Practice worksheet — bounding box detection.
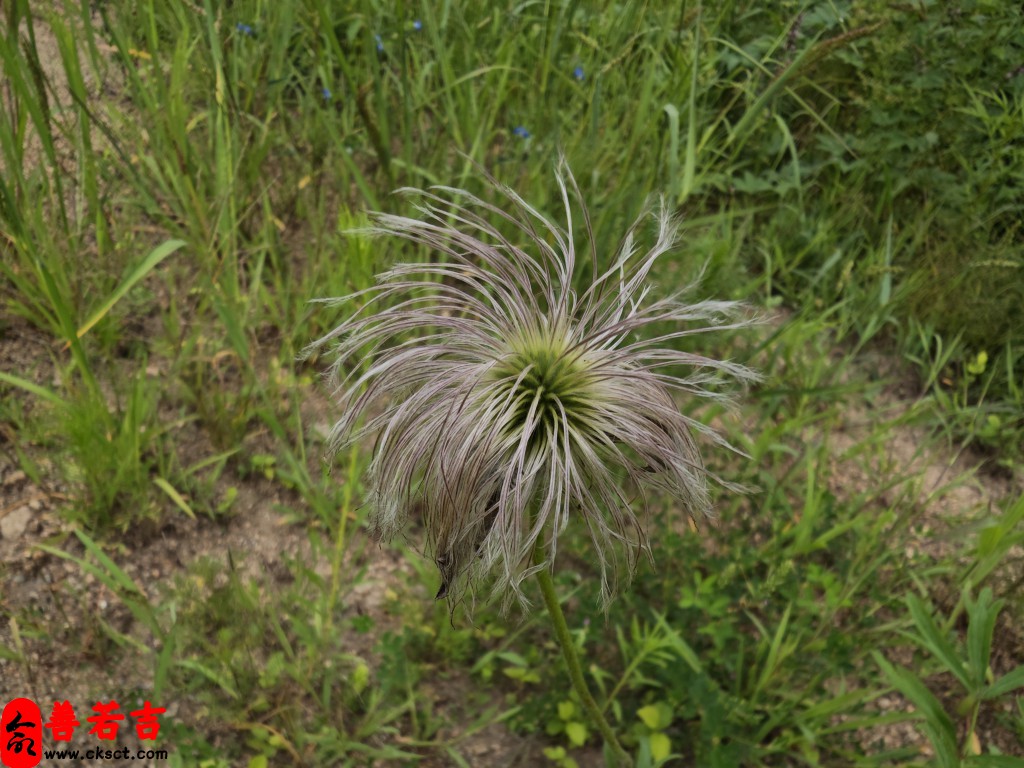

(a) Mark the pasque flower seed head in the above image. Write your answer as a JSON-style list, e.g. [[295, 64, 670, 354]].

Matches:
[[307, 159, 759, 611]]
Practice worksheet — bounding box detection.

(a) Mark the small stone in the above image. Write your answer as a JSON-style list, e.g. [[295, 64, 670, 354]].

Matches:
[[5, 470, 27, 485], [0, 506, 32, 539]]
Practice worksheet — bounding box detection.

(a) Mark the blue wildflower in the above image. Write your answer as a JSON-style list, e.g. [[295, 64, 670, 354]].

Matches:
[[573, 66, 584, 81], [321, 87, 332, 101], [413, 20, 423, 31], [236, 22, 254, 37], [512, 126, 530, 139], [375, 34, 384, 52]]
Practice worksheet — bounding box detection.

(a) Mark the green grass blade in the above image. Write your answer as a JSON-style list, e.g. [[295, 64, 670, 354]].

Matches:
[[874, 651, 959, 768], [982, 665, 1024, 700], [0, 371, 65, 405], [906, 594, 971, 690], [964, 757, 1024, 768], [153, 628, 176, 701], [37, 532, 161, 638], [176, 658, 239, 699], [965, 587, 1001, 690], [969, 494, 1024, 587], [753, 601, 794, 698], [653, 613, 704, 674], [75, 239, 186, 340], [663, 103, 680, 197], [153, 477, 197, 520], [681, 9, 700, 201]]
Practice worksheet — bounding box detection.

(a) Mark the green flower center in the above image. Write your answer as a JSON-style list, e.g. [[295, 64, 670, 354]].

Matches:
[[490, 329, 596, 445]]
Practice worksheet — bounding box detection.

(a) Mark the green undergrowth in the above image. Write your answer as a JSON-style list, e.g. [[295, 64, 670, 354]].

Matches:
[[1, 0, 1022, 765]]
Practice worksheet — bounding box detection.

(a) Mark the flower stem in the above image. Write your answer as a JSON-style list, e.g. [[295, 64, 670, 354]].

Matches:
[[535, 564, 632, 768]]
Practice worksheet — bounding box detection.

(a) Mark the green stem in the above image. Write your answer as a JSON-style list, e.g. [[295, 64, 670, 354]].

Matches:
[[535, 564, 632, 768]]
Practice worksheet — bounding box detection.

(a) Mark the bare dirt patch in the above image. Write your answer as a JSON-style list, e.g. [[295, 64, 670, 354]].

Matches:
[[806, 345, 1022, 758]]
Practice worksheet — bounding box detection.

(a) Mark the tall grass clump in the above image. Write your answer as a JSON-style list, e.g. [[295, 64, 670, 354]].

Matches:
[[307, 159, 758, 764]]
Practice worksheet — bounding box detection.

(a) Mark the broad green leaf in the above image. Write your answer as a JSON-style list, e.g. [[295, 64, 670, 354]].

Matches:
[[638, 702, 673, 730], [558, 700, 576, 721], [565, 722, 587, 747], [649, 732, 671, 762], [503, 666, 540, 683], [638, 704, 661, 730], [352, 661, 370, 695], [499, 649, 534, 676]]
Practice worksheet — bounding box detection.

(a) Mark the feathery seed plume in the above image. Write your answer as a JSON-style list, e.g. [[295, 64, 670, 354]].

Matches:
[[307, 159, 759, 611]]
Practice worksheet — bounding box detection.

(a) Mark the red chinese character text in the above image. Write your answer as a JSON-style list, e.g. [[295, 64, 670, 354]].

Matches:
[[86, 701, 124, 741], [129, 701, 166, 741], [43, 701, 80, 742]]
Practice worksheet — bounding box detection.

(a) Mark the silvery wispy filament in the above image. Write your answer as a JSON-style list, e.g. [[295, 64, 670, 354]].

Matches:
[[307, 159, 759, 611]]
